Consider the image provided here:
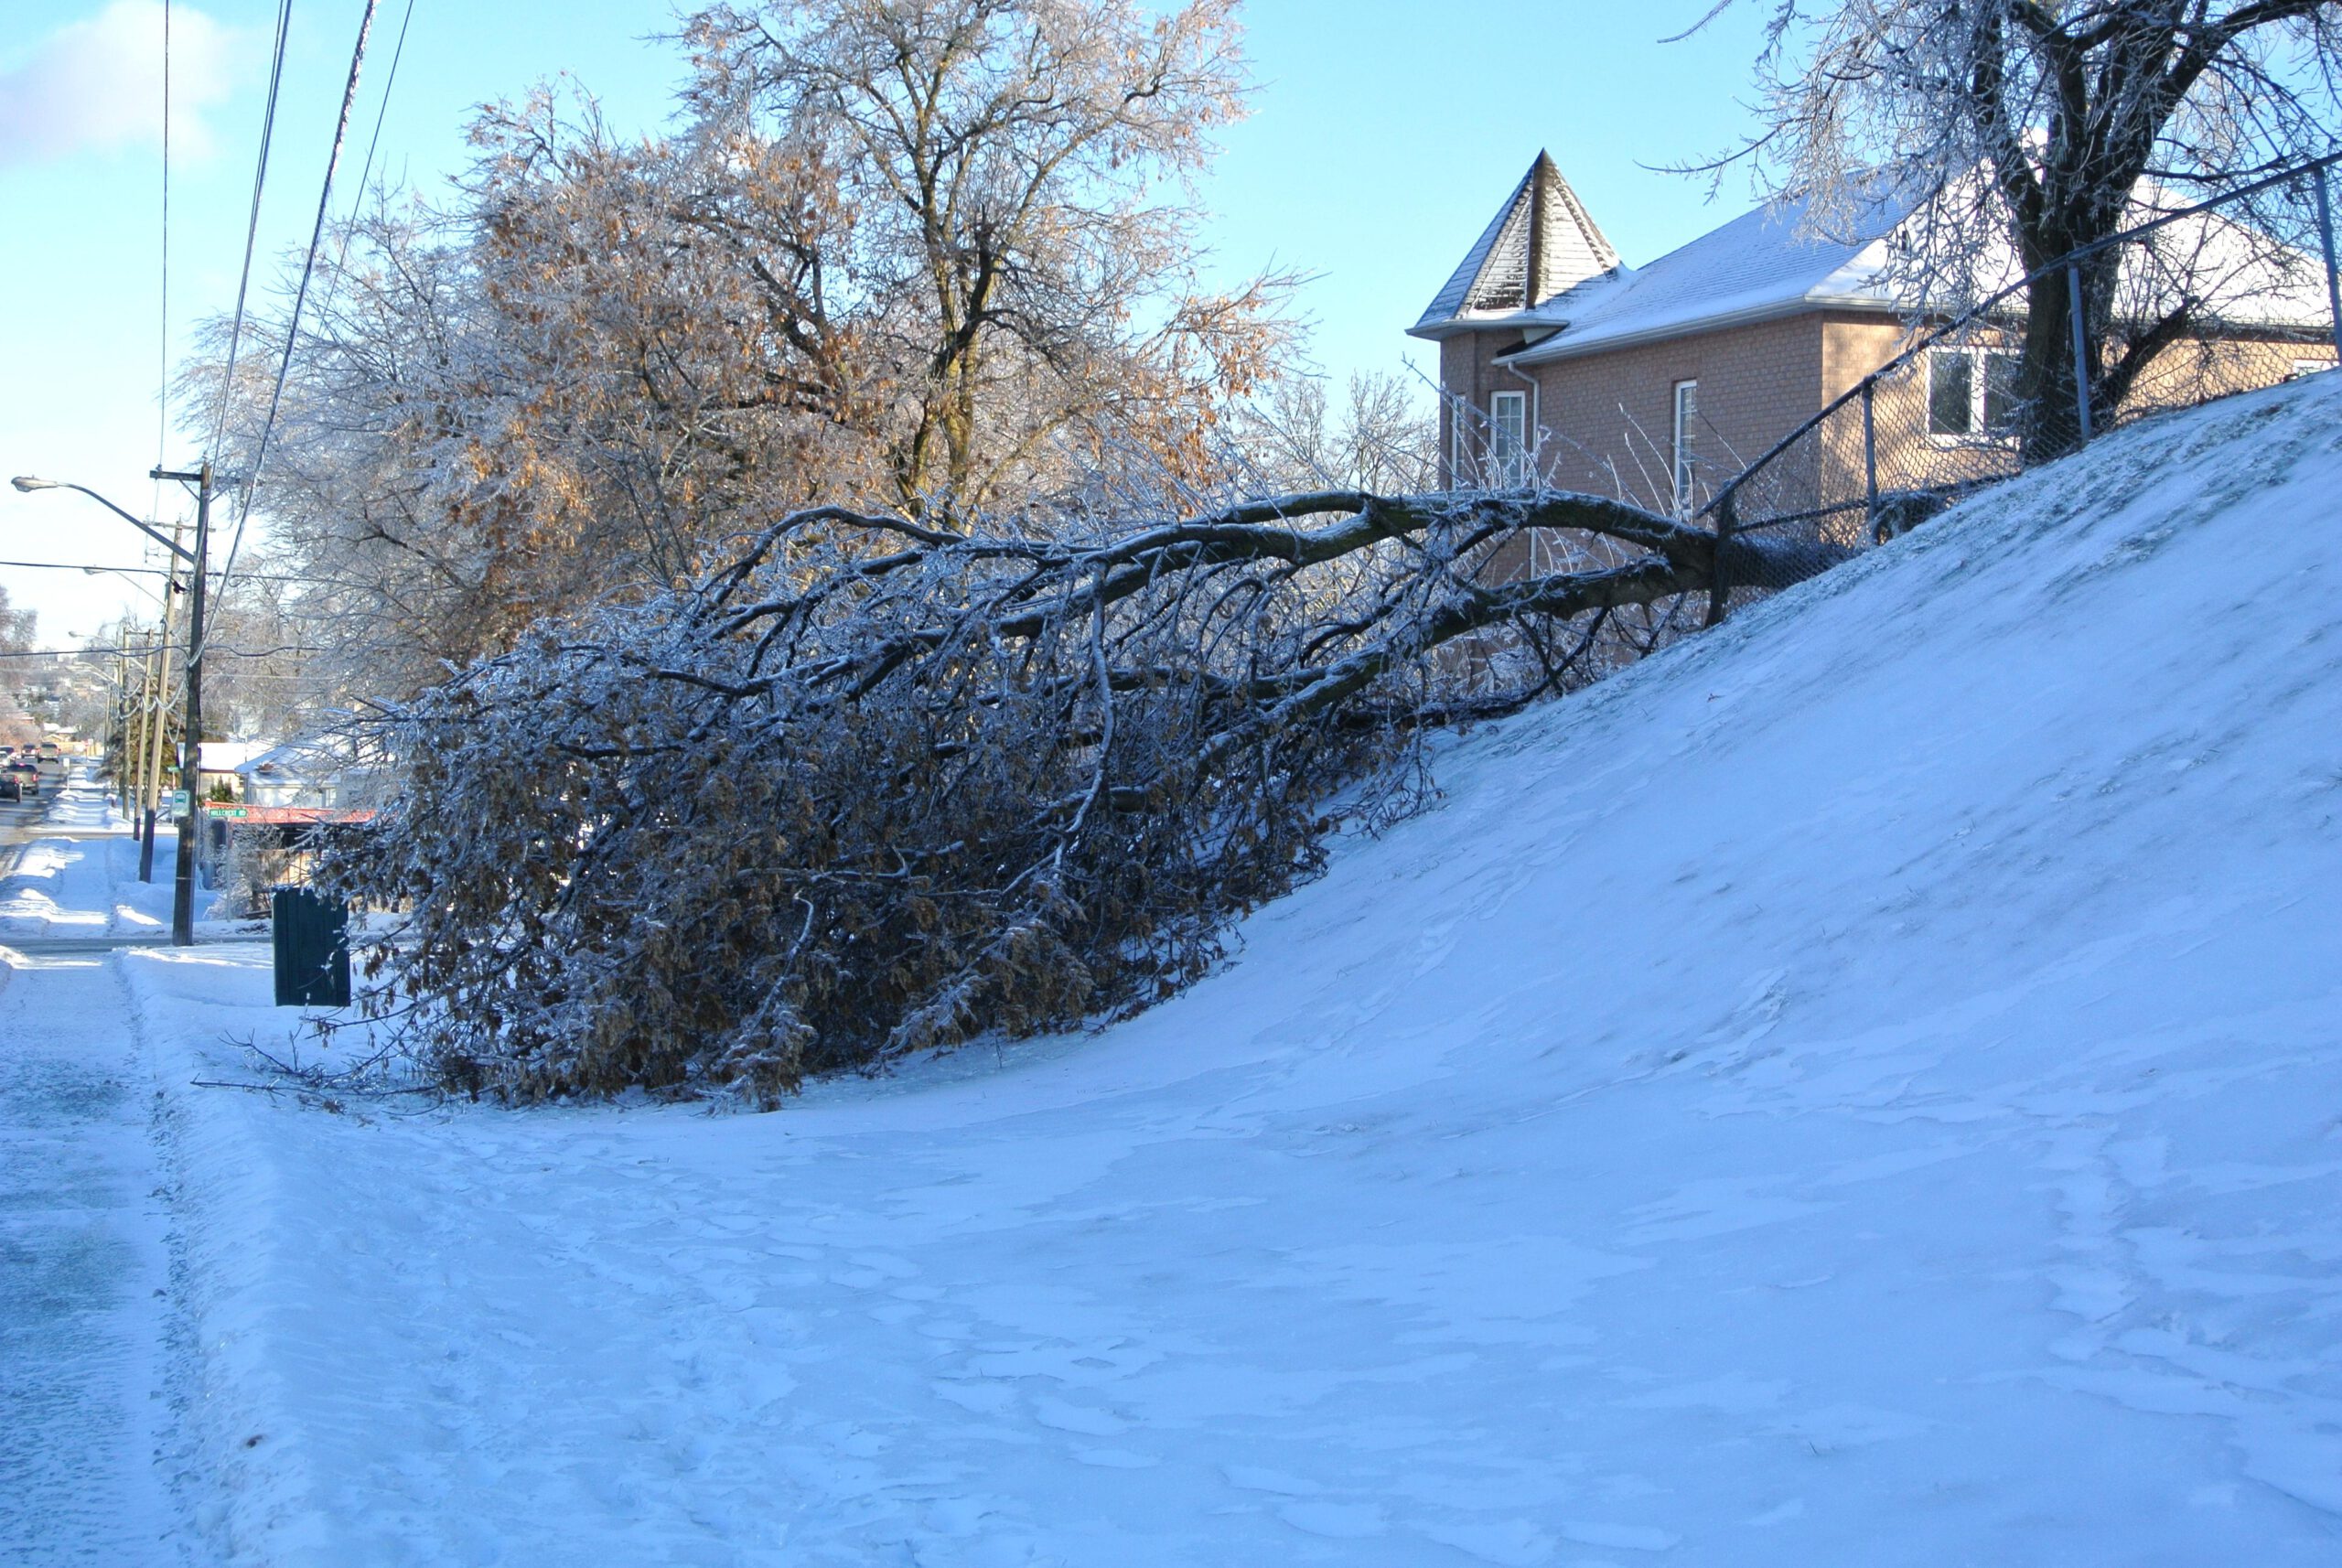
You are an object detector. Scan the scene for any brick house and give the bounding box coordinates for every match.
[1412,154,2337,523]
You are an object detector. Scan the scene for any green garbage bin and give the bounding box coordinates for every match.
[272,886,351,1008]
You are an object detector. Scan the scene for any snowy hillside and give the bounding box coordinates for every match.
[134,372,2342,1564]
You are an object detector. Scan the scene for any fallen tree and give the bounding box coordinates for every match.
[323,488,1832,1104]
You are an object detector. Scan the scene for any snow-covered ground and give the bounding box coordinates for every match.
[1,783,182,1565]
[0,782,182,942]
[19,373,2342,1563]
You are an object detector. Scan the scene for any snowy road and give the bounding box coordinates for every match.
[0,780,186,1564]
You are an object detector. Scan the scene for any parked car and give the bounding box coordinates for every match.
[0,774,18,802]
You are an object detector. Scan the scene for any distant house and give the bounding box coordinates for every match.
[198,738,381,900]
[1411,154,2337,521]
[195,740,275,800]
[234,740,352,810]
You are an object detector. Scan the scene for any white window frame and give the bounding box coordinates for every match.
[1670,379,1698,515]
[1927,347,2022,444]
[1488,390,1530,489]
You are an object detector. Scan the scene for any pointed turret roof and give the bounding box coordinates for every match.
[1413,153,1620,336]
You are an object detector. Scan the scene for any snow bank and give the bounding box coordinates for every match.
[138,374,2342,1564]
[124,946,327,1563]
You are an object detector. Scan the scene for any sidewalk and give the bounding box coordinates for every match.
[0,781,193,1565]
[0,777,174,946]
[2,779,267,953]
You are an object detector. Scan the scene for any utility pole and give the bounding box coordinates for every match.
[135,514,188,884]
[12,465,209,943]
[152,461,210,948]
[113,634,133,818]
[136,622,164,880]
[128,627,158,842]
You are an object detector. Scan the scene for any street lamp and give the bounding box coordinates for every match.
[11,465,214,946]
[82,564,177,602]
[20,505,181,876]
[61,547,179,860]
[13,475,199,564]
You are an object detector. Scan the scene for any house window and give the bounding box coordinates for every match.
[1671,380,1698,513]
[1489,390,1530,488]
[1928,348,2021,437]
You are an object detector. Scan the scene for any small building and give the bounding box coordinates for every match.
[195,740,276,801]
[199,738,380,905]
[232,740,368,810]
[1412,155,2337,526]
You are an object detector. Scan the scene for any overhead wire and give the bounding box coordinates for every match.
[349,0,416,236]
[0,560,337,585]
[306,0,415,319]
[205,0,294,467]
[215,0,385,609]
[156,0,171,524]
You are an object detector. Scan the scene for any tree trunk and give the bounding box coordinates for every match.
[2015,247,2122,466]
[2014,282,2068,467]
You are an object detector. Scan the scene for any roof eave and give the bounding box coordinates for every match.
[1499,289,1901,366]
[1407,309,1549,342]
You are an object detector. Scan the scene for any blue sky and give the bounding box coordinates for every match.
[0,0,1776,639]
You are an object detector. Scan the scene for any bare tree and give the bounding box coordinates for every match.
[682,0,1289,513]
[1229,371,1441,496]
[1704,0,2342,457]
[0,584,34,656]
[185,0,1292,703]
[0,588,42,748]
[321,481,1834,1104]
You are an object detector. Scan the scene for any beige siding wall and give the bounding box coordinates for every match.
[2122,334,2337,413]
[1440,312,2338,543]
[1826,317,2337,515]
[1442,317,1831,515]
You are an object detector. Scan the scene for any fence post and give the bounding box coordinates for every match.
[2315,164,2342,364]
[1861,378,1878,535]
[2066,264,2094,445]
[1704,488,1736,628]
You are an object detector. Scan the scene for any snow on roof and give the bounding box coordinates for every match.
[1422,162,2334,363]
[2121,199,2338,331]
[1499,182,1912,365]
[234,739,338,779]
[196,740,277,773]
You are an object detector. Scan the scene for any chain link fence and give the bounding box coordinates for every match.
[1701,155,2342,611]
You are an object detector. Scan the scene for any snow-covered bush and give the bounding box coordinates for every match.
[323,489,1778,1104]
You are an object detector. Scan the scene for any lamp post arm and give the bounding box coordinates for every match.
[58,483,199,564]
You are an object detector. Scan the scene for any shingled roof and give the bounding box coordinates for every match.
[1413,153,1620,333]
[1412,159,1918,349]
[1499,184,1913,365]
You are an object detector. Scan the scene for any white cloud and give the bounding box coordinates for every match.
[0,2,247,166]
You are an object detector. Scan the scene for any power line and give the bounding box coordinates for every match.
[314,0,416,320]
[205,0,294,466]
[0,645,318,662]
[0,560,336,586]
[351,0,416,223]
[157,0,171,522]
[216,0,384,607]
